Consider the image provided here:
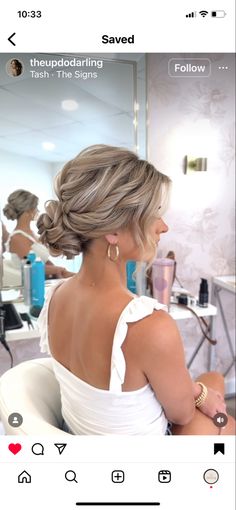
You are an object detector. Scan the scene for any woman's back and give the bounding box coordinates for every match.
[39,277,168,435]
[48,276,157,391]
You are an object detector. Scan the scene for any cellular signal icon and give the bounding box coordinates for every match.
[199,10,209,17]
[186,11,196,17]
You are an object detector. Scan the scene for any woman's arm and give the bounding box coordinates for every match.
[45,263,74,279]
[138,310,195,425]
[139,310,226,425]
[10,234,74,278]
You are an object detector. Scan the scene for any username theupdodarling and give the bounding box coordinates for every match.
[29,57,104,79]
[29,57,104,69]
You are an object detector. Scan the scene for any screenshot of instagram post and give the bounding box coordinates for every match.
[0,1,235,509]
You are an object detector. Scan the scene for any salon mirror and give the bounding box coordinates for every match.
[0,53,146,289]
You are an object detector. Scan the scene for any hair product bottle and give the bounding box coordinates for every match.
[20,256,27,287]
[198,278,209,307]
[27,251,36,264]
[126,261,137,294]
[22,259,31,305]
[31,257,45,313]
[136,261,147,296]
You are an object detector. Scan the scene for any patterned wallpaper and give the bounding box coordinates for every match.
[147,54,235,384]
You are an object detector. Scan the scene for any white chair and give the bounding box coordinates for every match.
[0,358,70,436]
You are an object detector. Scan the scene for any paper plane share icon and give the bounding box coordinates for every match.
[54,443,67,455]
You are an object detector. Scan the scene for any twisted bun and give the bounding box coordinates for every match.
[37,200,84,258]
[3,203,18,220]
[37,144,171,260]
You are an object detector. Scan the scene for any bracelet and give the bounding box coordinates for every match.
[195,382,208,408]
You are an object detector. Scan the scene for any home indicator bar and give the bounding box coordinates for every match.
[75,504,161,507]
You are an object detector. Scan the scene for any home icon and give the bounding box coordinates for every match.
[18,470,31,483]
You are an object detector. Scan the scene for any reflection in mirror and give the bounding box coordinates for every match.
[0,216,3,291]
[0,53,146,288]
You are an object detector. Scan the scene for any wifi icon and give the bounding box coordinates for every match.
[199,10,208,17]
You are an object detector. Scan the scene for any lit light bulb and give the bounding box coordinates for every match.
[61,99,79,111]
[42,142,55,151]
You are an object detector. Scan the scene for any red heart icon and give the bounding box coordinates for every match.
[8,443,22,455]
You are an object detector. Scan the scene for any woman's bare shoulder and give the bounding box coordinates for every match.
[132,305,175,330]
[127,307,180,352]
[10,234,32,257]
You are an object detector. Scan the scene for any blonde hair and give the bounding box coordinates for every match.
[37,145,171,261]
[3,189,38,221]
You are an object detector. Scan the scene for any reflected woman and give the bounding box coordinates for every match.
[3,189,72,279]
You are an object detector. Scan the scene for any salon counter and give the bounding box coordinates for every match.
[169,302,217,321]
[0,282,58,376]
[3,279,60,343]
[5,302,40,342]
[1,322,44,377]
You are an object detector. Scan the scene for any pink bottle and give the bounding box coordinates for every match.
[152,258,175,309]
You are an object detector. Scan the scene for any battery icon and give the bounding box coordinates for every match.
[211,10,227,17]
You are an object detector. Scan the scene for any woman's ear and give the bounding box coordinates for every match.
[105,233,119,245]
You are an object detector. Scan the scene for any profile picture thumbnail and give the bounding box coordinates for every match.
[6,58,24,77]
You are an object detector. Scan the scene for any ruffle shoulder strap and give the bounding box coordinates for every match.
[109,296,166,391]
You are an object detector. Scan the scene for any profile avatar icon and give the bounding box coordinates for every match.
[7,58,23,77]
[8,412,23,427]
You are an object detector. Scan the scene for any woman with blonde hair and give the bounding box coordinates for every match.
[38,145,235,435]
[3,189,72,279]
[9,59,23,77]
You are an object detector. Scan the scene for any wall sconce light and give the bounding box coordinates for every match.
[184,155,207,174]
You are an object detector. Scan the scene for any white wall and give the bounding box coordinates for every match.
[147,54,235,383]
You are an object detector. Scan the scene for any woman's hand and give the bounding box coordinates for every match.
[46,265,74,279]
[60,268,75,278]
[198,386,227,418]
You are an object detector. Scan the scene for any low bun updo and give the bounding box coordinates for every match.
[37,144,171,260]
[3,203,18,221]
[37,200,85,259]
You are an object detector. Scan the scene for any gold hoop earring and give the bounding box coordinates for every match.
[107,244,119,262]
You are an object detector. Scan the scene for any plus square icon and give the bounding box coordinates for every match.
[111,470,125,483]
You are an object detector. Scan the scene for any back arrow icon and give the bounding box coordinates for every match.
[8,33,16,46]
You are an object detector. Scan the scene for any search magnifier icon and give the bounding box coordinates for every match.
[65,470,78,483]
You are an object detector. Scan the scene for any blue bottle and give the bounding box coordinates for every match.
[126,261,137,294]
[27,251,36,264]
[31,257,45,308]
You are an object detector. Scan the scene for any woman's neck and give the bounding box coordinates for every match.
[78,241,127,291]
[16,216,32,234]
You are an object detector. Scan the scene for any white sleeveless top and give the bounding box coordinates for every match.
[5,229,49,268]
[38,281,168,435]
